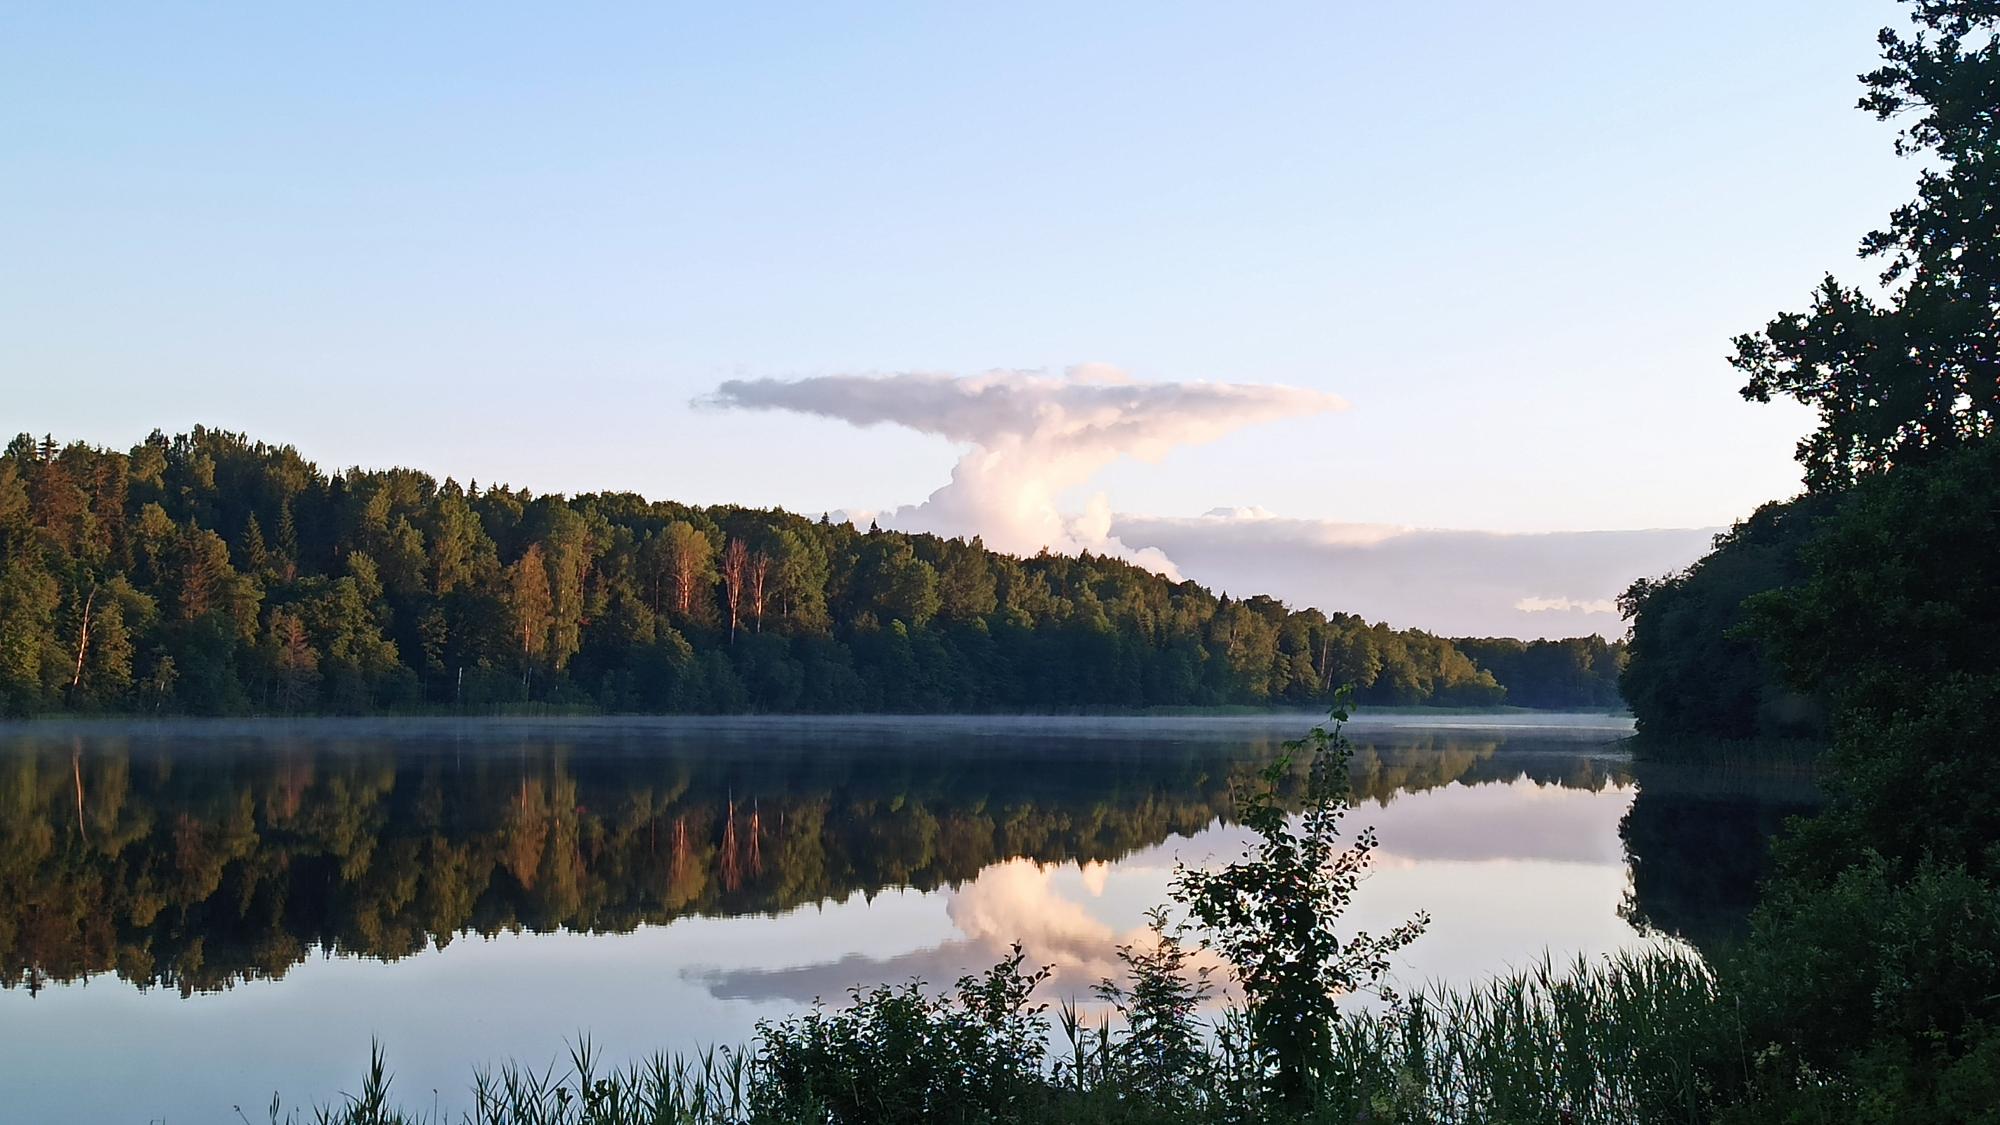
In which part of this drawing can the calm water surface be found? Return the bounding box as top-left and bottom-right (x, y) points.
(0, 713), (1808, 1123)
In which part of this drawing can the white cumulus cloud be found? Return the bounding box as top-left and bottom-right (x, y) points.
(699, 365), (1716, 638)
(700, 366), (1345, 575)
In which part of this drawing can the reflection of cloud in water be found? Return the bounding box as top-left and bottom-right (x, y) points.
(953, 860), (1124, 969)
(692, 779), (1639, 1007)
(697, 940), (991, 1005)
(1079, 860), (1110, 897)
(695, 859), (1166, 1004)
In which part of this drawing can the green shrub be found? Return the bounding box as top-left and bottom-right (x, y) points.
(751, 946), (1055, 1125)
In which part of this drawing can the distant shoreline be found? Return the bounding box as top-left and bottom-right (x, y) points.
(0, 706), (1637, 739)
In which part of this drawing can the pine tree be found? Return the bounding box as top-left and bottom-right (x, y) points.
(241, 512), (269, 574)
(275, 498), (299, 571)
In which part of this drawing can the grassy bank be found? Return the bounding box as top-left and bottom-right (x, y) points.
(274, 948), (1733, 1125)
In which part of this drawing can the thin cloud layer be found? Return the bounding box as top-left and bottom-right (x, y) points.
(701, 366), (1345, 574)
(1514, 595), (1620, 615)
(1113, 510), (1717, 639)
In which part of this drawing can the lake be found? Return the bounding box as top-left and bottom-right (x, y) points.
(0, 713), (1811, 1123)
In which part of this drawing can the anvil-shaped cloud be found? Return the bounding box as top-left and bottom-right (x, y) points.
(700, 365), (1716, 638)
(701, 365), (1345, 576)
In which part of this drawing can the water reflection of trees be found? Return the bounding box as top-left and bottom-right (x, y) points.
(0, 726), (1632, 994)
(1617, 754), (1819, 955)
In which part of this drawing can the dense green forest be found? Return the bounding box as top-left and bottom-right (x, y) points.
(1617, 495), (1833, 740)
(0, 428), (1620, 718)
(1613, 1), (2000, 1115)
(1445, 635), (1625, 711)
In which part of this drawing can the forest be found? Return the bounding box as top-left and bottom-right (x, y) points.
(1608, 1), (2000, 1115)
(0, 428), (1621, 719)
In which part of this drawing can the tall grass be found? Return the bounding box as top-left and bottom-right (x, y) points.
(1319, 948), (1737, 1124)
(265, 1039), (754, 1125)
(281, 947), (1740, 1125)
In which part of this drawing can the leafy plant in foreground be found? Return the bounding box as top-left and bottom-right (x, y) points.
(1173, 691), (1430, 1110)
(751, 944), (1054, 1125)
(1074, 907), (1224, 1121)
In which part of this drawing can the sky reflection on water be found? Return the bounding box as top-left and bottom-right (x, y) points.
(0, 714), (1717, 1124)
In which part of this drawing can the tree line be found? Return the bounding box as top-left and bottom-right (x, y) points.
(0, 427), (1618, 718)
(1617, 0), (2000, 1112)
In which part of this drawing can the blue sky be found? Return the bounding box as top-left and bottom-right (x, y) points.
(0, 2), (1919, 630)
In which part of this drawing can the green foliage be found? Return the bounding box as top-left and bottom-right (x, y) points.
(1319, 950), (1740, 1125)
(1618, 495), (1832, 740)
(1450, 635), (1626, 711)
(1624, 434), (2000, 1120)
(1729, 437), (2000, 890)
(753, 946), (1054, 1125)
(1744, 437), (2000, 758)
(1732, 0), (2000, 490)
(1174, 694), (1428, 1108)
(1081, 909), (1217, 1119)
(285, 948), (1745, 1125)
(260, 1038), (757, 1125)
(0, 427), (1560, 718)
(1640, 1), (2000, 1090)
(1629, 0), (2000, 738)
(1713, 437), (2000, 1118)
(1735, 856), (2000, 1079)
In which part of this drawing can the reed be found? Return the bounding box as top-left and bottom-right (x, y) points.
(1316, 947), (1739, 1124)
(265, 1038), (755, 1125)
(282, 945), (1741, 1125)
